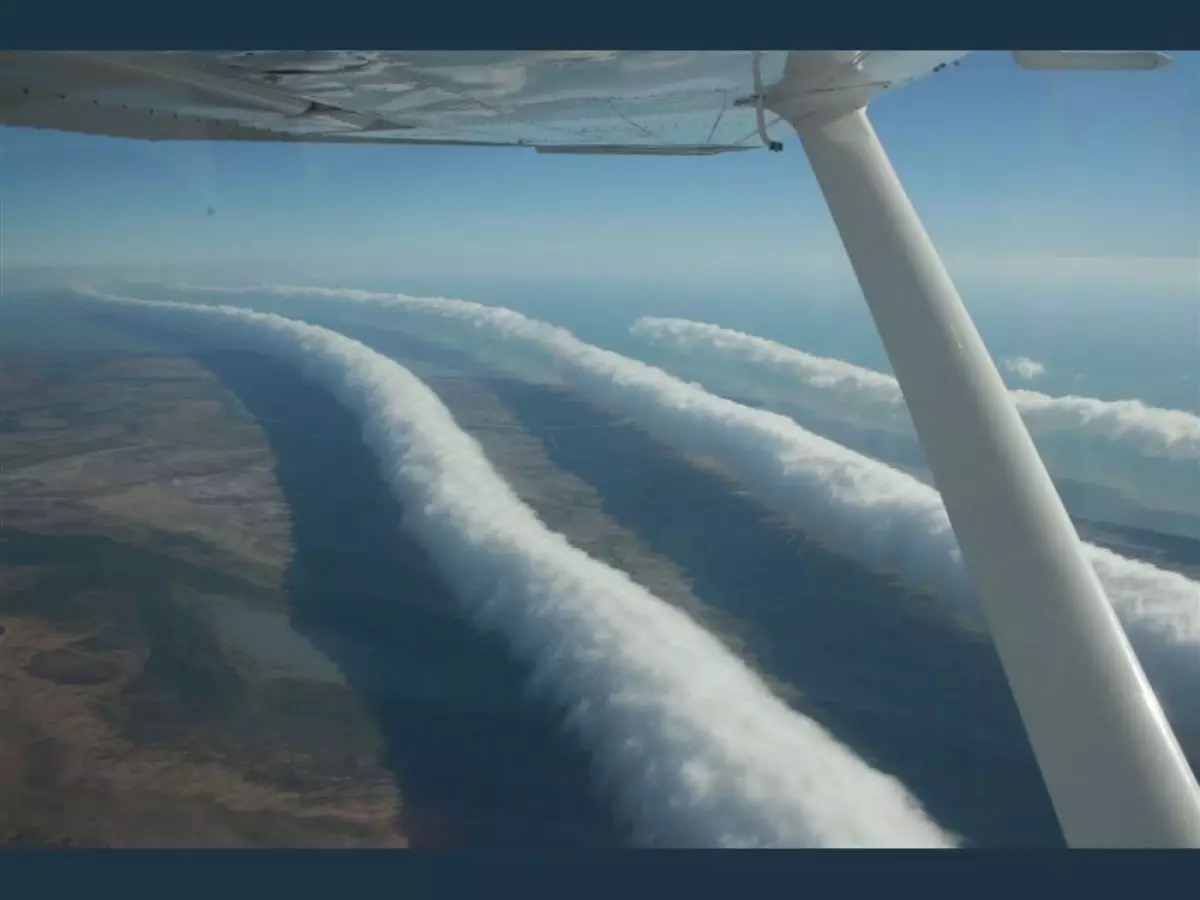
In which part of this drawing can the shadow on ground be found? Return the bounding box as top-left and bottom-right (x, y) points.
(193, 349), (624, 847)
(75, 303), (624, 847)
(488, 378), (1066, 848)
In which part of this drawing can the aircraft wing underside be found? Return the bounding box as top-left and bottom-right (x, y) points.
(0, 50), (970, 152)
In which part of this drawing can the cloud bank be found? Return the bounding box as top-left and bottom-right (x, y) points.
(156, 282), (1200, 712)
(626, 316), (1200, 536)
(70, 287), (954, 849)
(630, 317), (1200, 462)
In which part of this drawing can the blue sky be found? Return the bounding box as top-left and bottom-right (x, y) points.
(2, 50), (1197, 300)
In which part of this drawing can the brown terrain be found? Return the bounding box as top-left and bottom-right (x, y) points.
(0, 353), (404, 846)
(0, 343), (725, 847)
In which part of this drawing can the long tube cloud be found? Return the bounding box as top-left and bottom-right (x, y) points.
(629, 316), (1200, 461)
(628, 319), (1200, 540)
(70, 287), (954, 849)
(154, 284), (1200, 696)
(625, 317), (1200, 533)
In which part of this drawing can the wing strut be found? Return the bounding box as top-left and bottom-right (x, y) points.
(785, 105), (1200, 848)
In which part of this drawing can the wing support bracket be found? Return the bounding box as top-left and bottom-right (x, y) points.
(751, 51), (784, 152)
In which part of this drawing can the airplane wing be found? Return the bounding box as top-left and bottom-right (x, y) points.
(0, 50), (972, 153)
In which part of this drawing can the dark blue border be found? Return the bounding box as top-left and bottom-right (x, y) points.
(0, 0), (1190, 50)
(2, 850), (1199, 893)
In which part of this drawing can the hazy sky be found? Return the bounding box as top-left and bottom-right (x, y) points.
(2, 50), (1197, 294)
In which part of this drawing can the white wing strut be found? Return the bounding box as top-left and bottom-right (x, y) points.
(783, 105), (1200, 848)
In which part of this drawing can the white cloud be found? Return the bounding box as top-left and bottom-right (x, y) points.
(630, 317), (1200, 461)
(159, 283), (1200, 719)
(71, 286), (955, 849)
(1004, 357), (1047, 381)
(625, 317), (1200, 529)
